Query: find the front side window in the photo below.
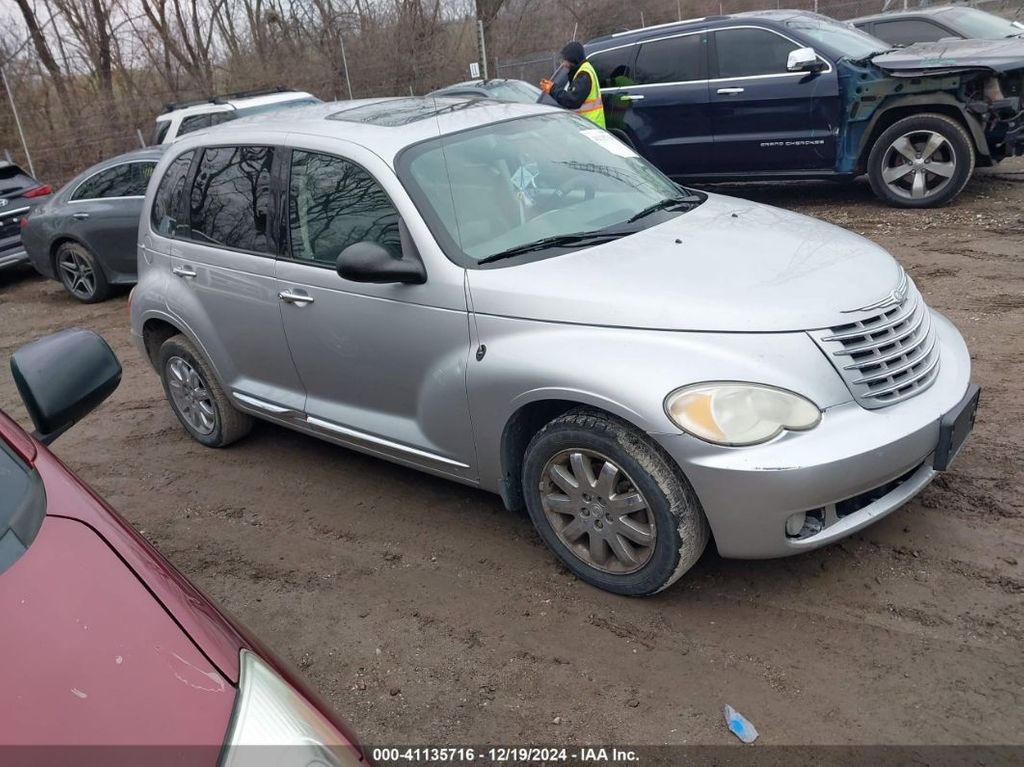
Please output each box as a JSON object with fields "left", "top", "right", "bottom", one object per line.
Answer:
{"left": 715, "top": 28, "right": 800, "bottom": 78}
{"left": 590, "top": 46, "right": 637, "bottom": 88}
{"left": 188, "top": 146, "right": 273, "bottom": 253}
{"left": 399, "top": 113, "right": 702, "bottom": 267}
{"left": 151, "top": 151, "right": 194, "bottom": 237}
{"left": 288, "top": 150, "right": 400, "bottom": 265}
{"left": 872, "top": 19, "right": 951, "bottom": 46}
{"left": 634, "top": 34, "right": 705, "bottom": 85}
{"left": 72, "top": 162, "right": 156, "bottom": 201}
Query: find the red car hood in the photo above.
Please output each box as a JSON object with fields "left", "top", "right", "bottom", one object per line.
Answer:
{"left": 0, "top": 515, "right": 235, "bottom": 746}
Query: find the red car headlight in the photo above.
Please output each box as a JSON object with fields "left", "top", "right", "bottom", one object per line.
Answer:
{"left": 221, "top": 650, "right": 361, "bottom": 766}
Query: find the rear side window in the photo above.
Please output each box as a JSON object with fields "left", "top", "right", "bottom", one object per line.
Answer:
{"left": 288, "top": 150, "right": 401, "bottom": 265}
{"left": 635, "top": 34, "right": 705, "bottom": 85}
{"left": 714, "top": 28, "right": 799, "bottom": 78}
{"left": 188, "top": 146, "right": 273, "bottom": 253}
{"left": 72, "top": 162, "right": 156, "bottom": 201}
{"left": 151, "top": 151, "right": 194, "bottom": 237}
{"left": 178, "top": 114, "right": 211, "bottom": 136}
{"left": 151, "top": 120, "right": 171, "bottom": 145}
{"left": 590, "top": 46, "right": 637, "bottom": 88}
{"left": 871, "top": 19, "right": 951, "bottom": 45}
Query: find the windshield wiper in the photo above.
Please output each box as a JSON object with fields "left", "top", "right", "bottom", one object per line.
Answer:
{"left": 625, "top": 195, "right": 702, "bottom": 224}
{"left": 477, "top": 230, "right": 628, "bottom": 265}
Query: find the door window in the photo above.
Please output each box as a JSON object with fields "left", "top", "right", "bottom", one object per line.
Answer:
{"left": 634, "top": 34, "right": 705, "bottom": 85}
{"left": 590, "top": 45, "right": 637, "bottom": 88}
{"left": 872, "top": 19, "right": 952, "bottom": 45}
{"left": 151, "top": 151, "right": 194, "bottom": 237}
{"left": 714, "top": 28, "right": 800, "bottom": 78}
{"left": 287, "top": 150, "right": 401, "bottom": 266}
{"left": 72, "top": 162, "right": 156, "bottom": 201}
{"left": 187, "top": 146, "right": 273, "bottom": 253}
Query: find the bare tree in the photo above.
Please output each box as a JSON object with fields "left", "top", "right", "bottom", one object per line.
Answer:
{"left": 11, "top": 0, "right": 71, "bottom": 103}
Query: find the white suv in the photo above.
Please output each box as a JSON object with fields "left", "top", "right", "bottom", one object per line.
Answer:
{"left": 150, "top": 88, "right": 319, "bottom": 145}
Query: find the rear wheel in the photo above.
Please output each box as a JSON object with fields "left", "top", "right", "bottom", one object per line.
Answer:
{"left": 867, "top": 114, "right": 974, "bottom": 208}
{"left": 158, "top": 335, "right": 252, "bottom": 447}
{"left": 55, "top": 241, "right": 110, "bottom": 303}
{"left": 522, "top": 408, "right": 709, "bottom": 596}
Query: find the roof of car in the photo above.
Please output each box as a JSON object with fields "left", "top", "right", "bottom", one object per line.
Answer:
{"left": 185, "top": 97, "right": 556, "bottom": 161}
{"left": 586, "top": 9, "right": 823, "bottom": 48}
{"left": 156, "top": 90, "right": 316, "bottom": 121}
{"left": 850, "top": 5, "right": 970, "bottom": 24}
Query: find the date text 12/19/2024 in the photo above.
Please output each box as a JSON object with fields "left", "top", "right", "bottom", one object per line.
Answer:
{"left": 371, "top": 747, "right": 640, "bottom": 764}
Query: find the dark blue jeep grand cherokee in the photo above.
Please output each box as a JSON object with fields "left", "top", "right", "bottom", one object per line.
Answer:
{"left": 586, "top": 10, "right": 1024, "bottom": 207}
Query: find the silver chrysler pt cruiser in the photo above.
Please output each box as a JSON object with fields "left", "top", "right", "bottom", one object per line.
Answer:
{"left": 130, "top": 98, "right": 979, "bottom": 596}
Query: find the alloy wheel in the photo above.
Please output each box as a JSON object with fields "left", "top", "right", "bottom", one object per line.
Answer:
{"left": 539, "top": 449, "right": 656, "bottom": 574}
{"left": 880, "top": 130, "right": 956, "bottom": 201}
{"left": 166, "top": 356, "right": 217, "bottom": 435}
{"left": 57, "top": 249, "right": 96, "bottom": 299}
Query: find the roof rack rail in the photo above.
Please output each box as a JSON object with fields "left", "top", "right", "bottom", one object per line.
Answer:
{"left": 163, "top": 86, "right": 296, "bottom": 113}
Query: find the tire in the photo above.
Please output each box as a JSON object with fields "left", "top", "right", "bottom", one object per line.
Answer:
{"left": 55, "top": 241, "right": 110, "bottom": 303}
{"left": 522, "top": 408, "right": 709, "bottom": 596}
{"left": 867, "top": 113, "right": 975, "bottom": 208}
{"left": 157, "top": 334, "right": 252, "bottom": 448}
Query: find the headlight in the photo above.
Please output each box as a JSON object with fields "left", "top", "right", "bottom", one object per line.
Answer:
{"left": 664, "top": 382, "right": 821, "bottom": 446}
{"left": 221, "top": 650, "right": 361, "bottom": 767}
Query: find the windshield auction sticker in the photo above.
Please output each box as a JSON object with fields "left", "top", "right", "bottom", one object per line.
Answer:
{"left": 581, "top": 129, "right": 639, "bottom": 158}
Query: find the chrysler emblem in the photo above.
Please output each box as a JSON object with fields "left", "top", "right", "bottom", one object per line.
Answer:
{"left": 0, "top": 199, "right": 7, "bottom": 208}
{"left": 843, "top": 272, "right": 909, "bottom": 313}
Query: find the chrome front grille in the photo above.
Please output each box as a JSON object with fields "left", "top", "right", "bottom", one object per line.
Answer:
{"left": 812, "top": 272, "right": 940, "bottom": 409}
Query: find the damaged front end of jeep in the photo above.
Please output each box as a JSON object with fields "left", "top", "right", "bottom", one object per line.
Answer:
{"left": 835, "top": 38, "right": 1024, "bottom": 173}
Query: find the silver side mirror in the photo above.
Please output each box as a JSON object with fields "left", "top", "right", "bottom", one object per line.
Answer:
{"left": 787, "top": 47, "right": 824, "bottom": 72}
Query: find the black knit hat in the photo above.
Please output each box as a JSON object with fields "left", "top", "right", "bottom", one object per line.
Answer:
{"left": 560, "top": 41, "right": 585, "bottom": 66}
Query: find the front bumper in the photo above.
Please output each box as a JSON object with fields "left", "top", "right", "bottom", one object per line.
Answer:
{"left": 654, "top": 310, "right": 974, "bottom": 559}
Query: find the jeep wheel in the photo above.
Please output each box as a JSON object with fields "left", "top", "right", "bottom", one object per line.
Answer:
{"left": 867, "top": 114, "right": 974, "bottom": 208}
{"left": 158, "top": 334, "right": 252, "bottom": 447}
{"left": 522, "top": 408, "right": 709, "bottom": 596}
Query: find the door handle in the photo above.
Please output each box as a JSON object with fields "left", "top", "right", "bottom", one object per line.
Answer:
{"left": 620, "top": 94, "right": 645, "bottom": 101}
{"left": 72, "top": 212, "right": 90, "bottom": 220}
{"left": 171, "top": 265, "right": 197, "bottom": 279}
{"left": 278, "top": 290, "right": 314, "bottom": 305}
{"left": 716, "top": 87, "right": 745, "bottom": 95}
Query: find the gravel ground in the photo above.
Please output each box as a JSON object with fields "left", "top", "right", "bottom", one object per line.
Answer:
{"left": 1, "top": 159, "right": 1022, "bottom": 748}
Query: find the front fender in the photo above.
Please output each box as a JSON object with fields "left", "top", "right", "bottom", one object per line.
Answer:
{"left": 467, "top": 315, "right": 853, "bottom": 494}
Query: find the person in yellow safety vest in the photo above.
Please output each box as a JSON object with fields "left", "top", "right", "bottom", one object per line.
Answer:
{"left": 539, "top": 42, "right": 606, "bottom": 129}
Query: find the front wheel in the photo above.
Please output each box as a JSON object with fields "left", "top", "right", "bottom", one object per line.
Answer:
{"left": 867, "top": 114, "right": 975, "bottom": 208}
{"left": 522, "top": 408, "right": 709, "bottom": 596}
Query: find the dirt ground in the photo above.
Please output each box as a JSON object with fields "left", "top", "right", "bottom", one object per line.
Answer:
{"left": 1, "top": 160, "right": 1022, "bottom": 748}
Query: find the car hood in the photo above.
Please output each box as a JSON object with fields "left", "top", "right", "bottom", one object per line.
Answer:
{"left": 872, "top": 37, "right": 1024, "bottom": 75}
{"left": 467, "top": 192, "right": 902, "bottom": 332}
{"left": 0, "top": 515, "right": 235, "bottom": 747}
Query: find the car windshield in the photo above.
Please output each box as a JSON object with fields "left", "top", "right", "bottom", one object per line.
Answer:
{"left": 0, "top": 439, "right": 45, "bottom": 576}
{"left": 942, "top": 7, "right": 1024, "bottom": 38}
{"left": 484, "top": 81, "right": 543, "bottom": 103}
{"left": 787, "top": 18, "right": 891, "bottom": 58}
{"left": 399, "top": 113, "right": 699, "bottom": 266}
